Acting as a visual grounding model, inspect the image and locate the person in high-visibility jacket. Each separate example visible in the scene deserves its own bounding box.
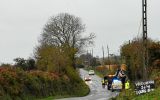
[125,81,130,89]
[101,79,105,83]
[101,79,105,88]
[118,64,127,89]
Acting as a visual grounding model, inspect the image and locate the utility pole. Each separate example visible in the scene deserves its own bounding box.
[102,46,105,65]
[87,50,90,67]
[92,49,93,57]
[91,49,94,68]
[107,45,110,70]
[142,0,148,80]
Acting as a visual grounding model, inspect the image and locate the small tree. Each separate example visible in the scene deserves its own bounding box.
[26,58,36,70]
[14,58,27,69]
[14,57,36,70]
[35,45,71,72]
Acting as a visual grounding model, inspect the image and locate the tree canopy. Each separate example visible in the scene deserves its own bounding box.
[40,13,95,52]
[35,13,95,70]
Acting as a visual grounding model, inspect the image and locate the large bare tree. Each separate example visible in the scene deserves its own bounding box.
[40,13,95,68]
[41,13,94,49]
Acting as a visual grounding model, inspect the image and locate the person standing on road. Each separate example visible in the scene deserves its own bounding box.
[118,64,127,89]
[112,64,127,89]
[101,79,105,88]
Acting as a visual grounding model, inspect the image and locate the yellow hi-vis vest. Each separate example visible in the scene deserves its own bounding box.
[102,80,105,84]
[125,81,130,89]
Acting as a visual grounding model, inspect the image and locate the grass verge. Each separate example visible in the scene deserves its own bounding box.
[84,66,104,78]
[110,87,160,100]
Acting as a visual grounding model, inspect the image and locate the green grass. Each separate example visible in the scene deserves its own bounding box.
[111,87,160,100]
[36,95,70,100]
[134,87,160,100]
[84,66,105,78]
[94,70,104,78]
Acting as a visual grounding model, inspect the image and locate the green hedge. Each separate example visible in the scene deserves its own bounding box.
[0,67,89,100]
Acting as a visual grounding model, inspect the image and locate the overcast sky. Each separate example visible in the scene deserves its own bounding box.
[0,0,159,64]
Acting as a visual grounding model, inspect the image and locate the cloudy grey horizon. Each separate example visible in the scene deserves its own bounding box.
[0,0,159,64]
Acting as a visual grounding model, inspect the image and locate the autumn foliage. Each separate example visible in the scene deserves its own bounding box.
[0,66,88,100]
[121,38,160,81]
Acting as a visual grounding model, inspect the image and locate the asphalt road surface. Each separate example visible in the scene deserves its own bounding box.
[58,68,119,100]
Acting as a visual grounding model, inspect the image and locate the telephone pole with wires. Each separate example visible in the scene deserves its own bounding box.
[142,0,148,80]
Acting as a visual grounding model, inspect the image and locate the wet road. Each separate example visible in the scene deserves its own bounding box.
[58,69,119,100]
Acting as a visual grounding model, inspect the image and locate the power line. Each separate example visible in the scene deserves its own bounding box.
[137,18,142,36]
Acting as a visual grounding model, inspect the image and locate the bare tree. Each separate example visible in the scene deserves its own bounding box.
[40,13,95,68]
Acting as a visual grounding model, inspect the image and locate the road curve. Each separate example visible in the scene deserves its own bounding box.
[57,68,119,100]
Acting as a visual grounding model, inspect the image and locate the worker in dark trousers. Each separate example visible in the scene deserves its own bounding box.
[118,64,127,89]
[101,79,105,88]
[106,75,113,90]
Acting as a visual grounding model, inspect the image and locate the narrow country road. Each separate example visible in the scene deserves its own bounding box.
[58,68,119,100]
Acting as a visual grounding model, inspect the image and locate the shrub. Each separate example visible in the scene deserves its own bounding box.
[0,67,89,100]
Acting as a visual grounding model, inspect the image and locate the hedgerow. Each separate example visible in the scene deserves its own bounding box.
[0,67,89,100]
